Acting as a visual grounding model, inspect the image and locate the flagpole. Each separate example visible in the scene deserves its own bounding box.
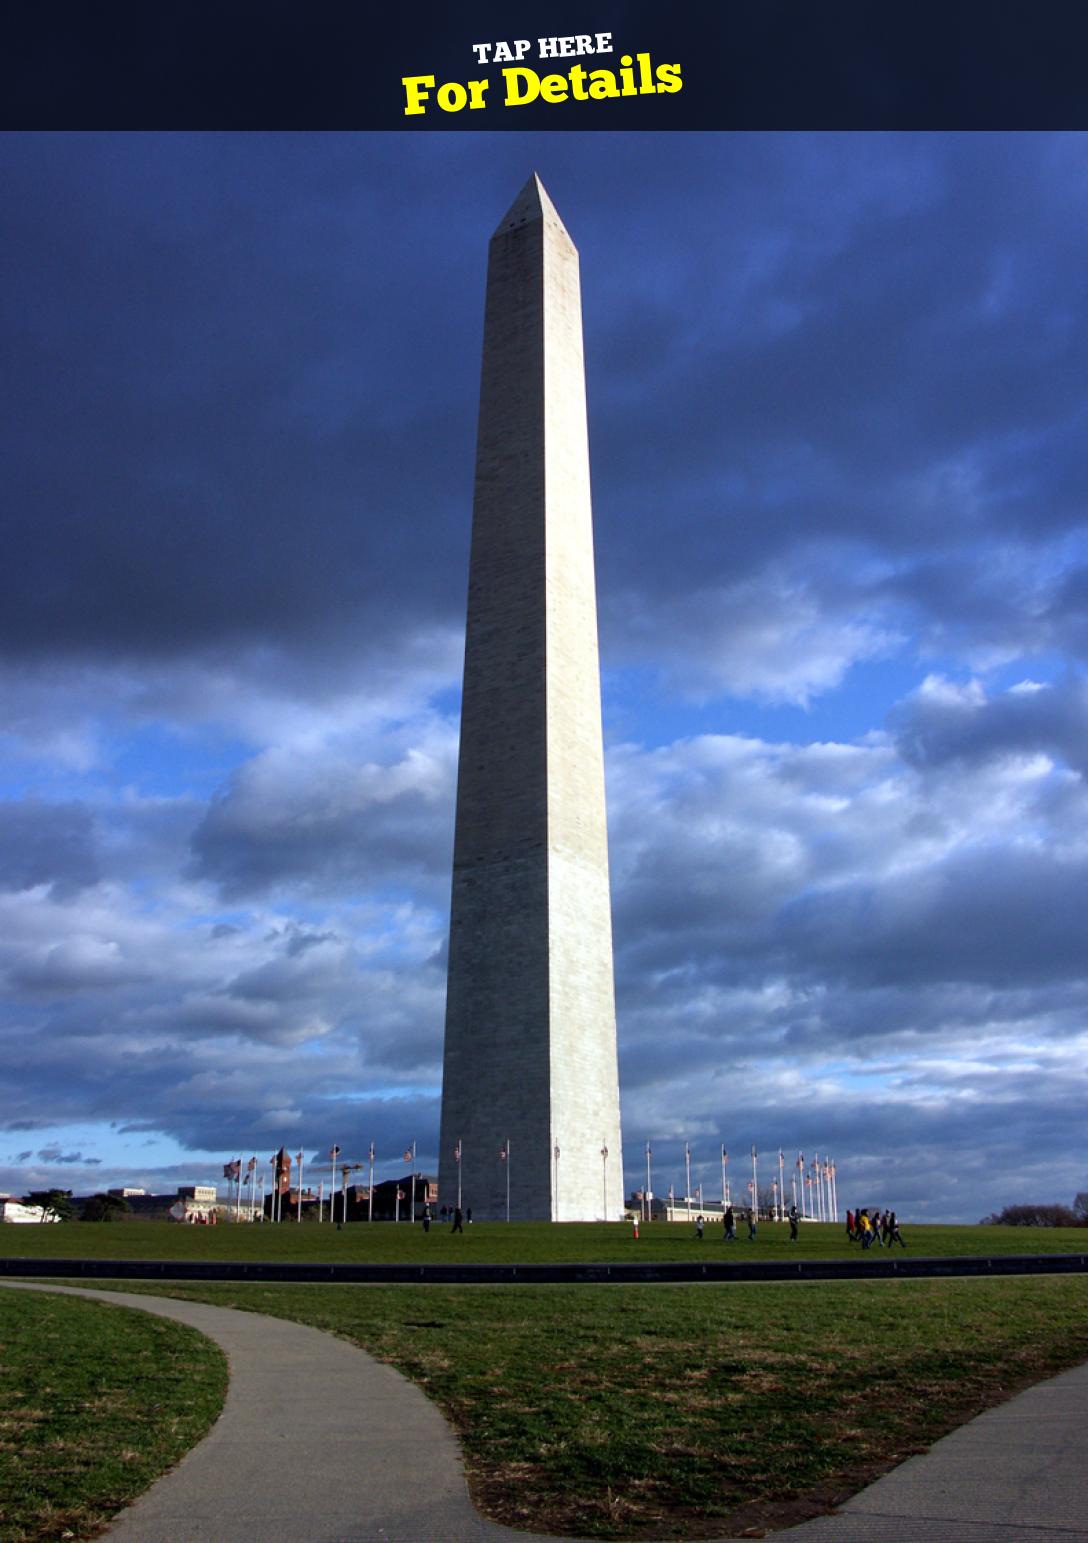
[296,1151,304,1222]
[368,1142,375,1223]
[684,1143,691,1223]
[721,1146,727,1211]
[644,1142,652,1223]
[258,1172,265,1221]
[778,1151,786,1221]
[751,1146,758,1221]
[410,1140,416,1224]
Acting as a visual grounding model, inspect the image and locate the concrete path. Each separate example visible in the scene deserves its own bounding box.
[4,1280,1087,1543]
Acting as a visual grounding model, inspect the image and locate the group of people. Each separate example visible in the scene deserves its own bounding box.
[692,1205,766,1241]
[436,1204,472,1231]
[412,1203,473,1233]
[846,1207,905,1248]
[685,1204,905,1248]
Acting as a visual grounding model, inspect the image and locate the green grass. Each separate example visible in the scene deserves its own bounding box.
[3,1217,1086,1264]
[0,1289,227,1543]
[70,1274,1088,1540]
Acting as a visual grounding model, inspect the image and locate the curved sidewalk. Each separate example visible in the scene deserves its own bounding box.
[3,1281,1087,1543]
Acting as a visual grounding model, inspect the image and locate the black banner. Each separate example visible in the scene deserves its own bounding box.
[4,1,1088,129]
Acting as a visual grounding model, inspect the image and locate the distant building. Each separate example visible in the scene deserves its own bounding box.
[369,1174,437,1221]
[79,1185,222,1222]
[627,1193,775,1222]
[0,1199,59,1224]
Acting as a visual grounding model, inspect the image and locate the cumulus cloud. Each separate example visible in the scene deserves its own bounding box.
[190,721,457,901]
[892,673,1088,775]
[0,799,100,899]
[610,565,901,705]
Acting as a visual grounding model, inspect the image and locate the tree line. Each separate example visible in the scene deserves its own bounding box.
[981,1193,1087,1227]
[20,1189,130,1222]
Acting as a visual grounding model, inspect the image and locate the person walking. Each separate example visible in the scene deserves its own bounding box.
[788,1203,799,1241]
[451,1205,464,1233]
[632,1213,640,1240]
[747,1206,758,1241]
[888,1211,906,1247]
[723,1205,736,1241]
[845,1208,856,1241]
[695,1214,705,1240]
[422,1203,431,1235]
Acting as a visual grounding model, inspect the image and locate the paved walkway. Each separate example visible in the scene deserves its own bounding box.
[4,1280,1087,1542]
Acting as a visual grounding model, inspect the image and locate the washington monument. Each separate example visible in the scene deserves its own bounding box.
[438,176,624,1221]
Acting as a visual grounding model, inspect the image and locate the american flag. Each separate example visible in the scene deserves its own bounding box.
[403,1149,413,1163]
[329,1145,340,1161]
[246,1156,256,1174]
[454,1140,461,1163]
[223,1158,241,1180]
[499,1146,507,1161]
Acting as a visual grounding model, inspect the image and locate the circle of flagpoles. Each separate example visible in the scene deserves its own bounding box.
[223,1137,841,1224]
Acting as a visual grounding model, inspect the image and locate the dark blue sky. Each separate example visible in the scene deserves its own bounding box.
[2,133,1086,1220]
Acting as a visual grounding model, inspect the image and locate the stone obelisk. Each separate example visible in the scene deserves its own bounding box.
[438,176,624,1222]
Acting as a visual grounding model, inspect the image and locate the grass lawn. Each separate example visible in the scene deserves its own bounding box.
[0,1288,226,1543]
[3,1217,1086,1265]
[69,1273,1088,1540]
